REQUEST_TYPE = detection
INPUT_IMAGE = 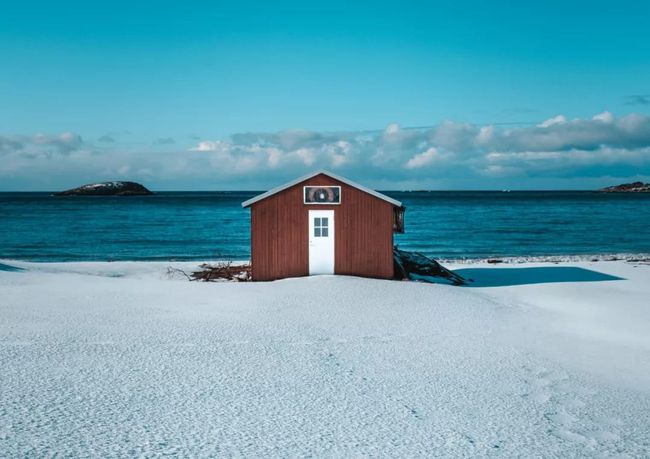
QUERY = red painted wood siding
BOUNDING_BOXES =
[249,173,395,281]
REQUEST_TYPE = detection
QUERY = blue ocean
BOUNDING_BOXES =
[1,191,649,262]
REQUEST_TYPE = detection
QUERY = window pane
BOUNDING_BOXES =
[314,217,321,226]
[321,228,328,237]
[321,217,328,227]
[314,228,321,237]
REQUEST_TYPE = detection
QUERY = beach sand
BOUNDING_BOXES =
[1,259,649,457]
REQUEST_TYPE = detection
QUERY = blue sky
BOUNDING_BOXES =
[1,0,650,190]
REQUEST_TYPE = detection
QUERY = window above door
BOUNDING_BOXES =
[304,186,341,204]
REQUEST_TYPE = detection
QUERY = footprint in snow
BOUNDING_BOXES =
[522,365,622,450]
[404,404,422,420]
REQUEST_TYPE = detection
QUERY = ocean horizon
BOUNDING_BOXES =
[2,190,649,262]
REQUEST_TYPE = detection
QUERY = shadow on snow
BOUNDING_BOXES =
[0,262,25,272]
[455,266,624,288]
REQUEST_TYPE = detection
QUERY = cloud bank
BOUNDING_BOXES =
[185,112,650,185]
[2,112,650,190]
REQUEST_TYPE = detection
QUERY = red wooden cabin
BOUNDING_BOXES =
[242,170,405,281]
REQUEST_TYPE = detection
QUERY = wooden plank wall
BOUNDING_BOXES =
[250,173,395,281]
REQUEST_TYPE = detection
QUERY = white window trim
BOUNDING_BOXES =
[303,185,342,205]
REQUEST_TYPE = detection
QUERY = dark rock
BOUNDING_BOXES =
[393,247,467,285]
[54,181,153,196]
[600,182,650,193]
[487,259,504,264]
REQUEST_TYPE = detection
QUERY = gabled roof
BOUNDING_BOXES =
[241,170,402,208]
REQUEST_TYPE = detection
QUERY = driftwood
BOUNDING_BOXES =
[393,247,467,286]
[167,261,251,282]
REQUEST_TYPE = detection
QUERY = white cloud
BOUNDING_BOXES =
[477,125,494,144]
[295,148,316,166]
[183,112,650,176]
[266,148,282,168]
[592,111,614,123]
[405,147,441,169]
[384,123,400,135]
[538,115,567,128]
[190,140,225,152]
[2,112,650,189]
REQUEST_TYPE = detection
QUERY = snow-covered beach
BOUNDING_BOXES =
[1,259,649,457]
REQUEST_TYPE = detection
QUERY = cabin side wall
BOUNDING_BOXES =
[250,174,394,281]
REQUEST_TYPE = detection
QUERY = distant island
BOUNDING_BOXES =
[54,181,153,196]
[600,182,650,193]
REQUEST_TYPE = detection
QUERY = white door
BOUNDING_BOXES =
[308,210,335,275]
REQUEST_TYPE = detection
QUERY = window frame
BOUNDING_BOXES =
[303,185,342,205]
[313,215,330,238]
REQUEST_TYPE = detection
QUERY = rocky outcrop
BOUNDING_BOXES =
[54,181,153,196]
[600,182,650,193]
[393,247,467,285]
